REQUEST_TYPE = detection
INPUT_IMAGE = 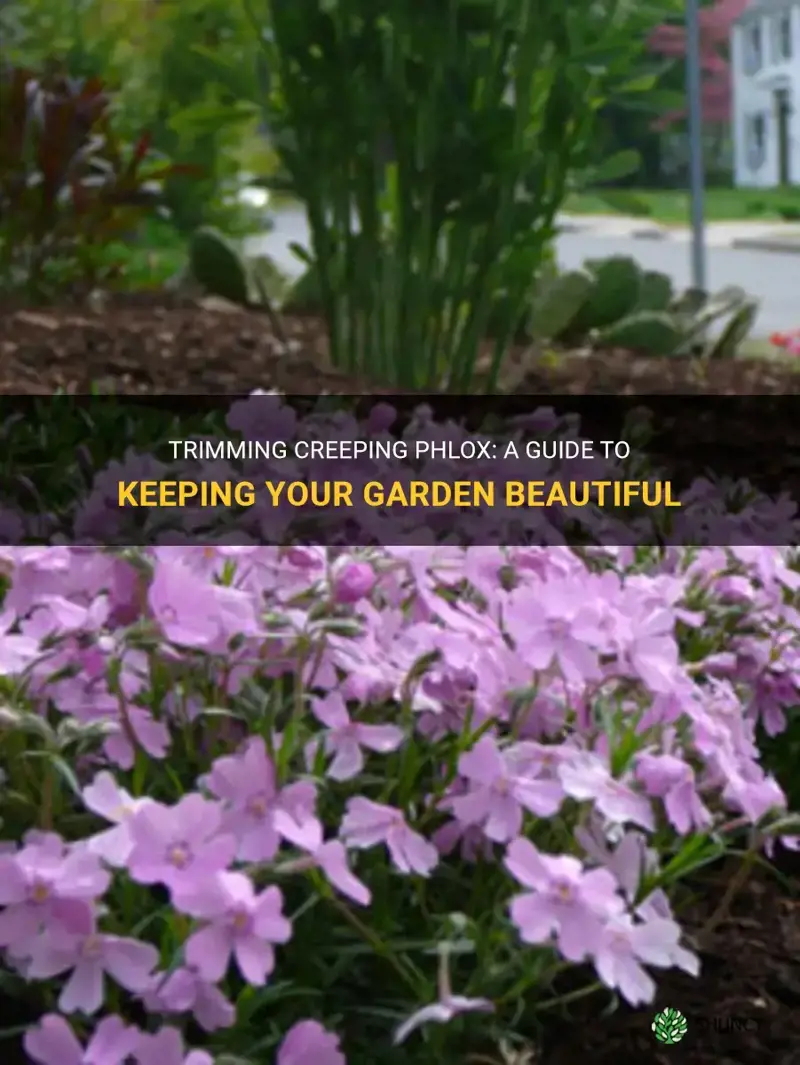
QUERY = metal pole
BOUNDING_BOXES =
[685,0,707,291]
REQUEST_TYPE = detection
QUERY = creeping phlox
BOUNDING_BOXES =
[0,409,799,1063]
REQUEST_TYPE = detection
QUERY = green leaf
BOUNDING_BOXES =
[591,149,642,185]
[618,73,658,93]
[48,754,83,800]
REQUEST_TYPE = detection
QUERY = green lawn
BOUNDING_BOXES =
[565,187,800,225]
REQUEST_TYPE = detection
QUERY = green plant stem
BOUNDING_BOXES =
[326,894,420,995]
[531,980,604,1013]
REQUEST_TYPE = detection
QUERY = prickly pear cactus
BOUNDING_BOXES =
[569,255,642,333]
[528,268,594,341]
[189,226,250,306]
[636,270,673,312]
[594,310,683,356]
[703,299,759,360]
[283,264,323,314]
[248,254,290,306]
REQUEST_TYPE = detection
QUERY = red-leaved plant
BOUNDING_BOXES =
[0,64,196,300]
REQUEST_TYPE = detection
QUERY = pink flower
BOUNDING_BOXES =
[309,692,403,781]
[592,913,699,1006]
[143,966,235,1031]
[393,994,494,1045]
[393,946,493,1044]
[24,1014,139,1065]
[127,794,236,897]
[446,735,563,842]
[340,798,438,877]
[205,737,322,860]
[204,737,282,861]
[283,839,371,906]
[558,754,655,831]
[181,872,292,985]
[148,560,221,648]
[332,560,375,604]
[505,838,624,961]
[134,1026,213,1065]
[622,600,680,694]
[26,924,158,1014]
[148,556,260,651]
[635,753,711,834]
[504,578,603,683]
[103,706,170,770]
[277,1019,345,1065]
[82,772,154,867]
[0,837,109,949]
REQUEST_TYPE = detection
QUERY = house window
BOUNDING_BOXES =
[778,12,793,59]
[746,113,767,170]
[745,22,763,72]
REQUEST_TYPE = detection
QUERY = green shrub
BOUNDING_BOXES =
[250,0,667,390]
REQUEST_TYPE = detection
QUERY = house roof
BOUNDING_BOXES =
[736,0,795,23]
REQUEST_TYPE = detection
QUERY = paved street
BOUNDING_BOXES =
[248,207,797,338]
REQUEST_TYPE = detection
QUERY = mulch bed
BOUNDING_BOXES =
[1,294,800,396]
[543,855,800,1065]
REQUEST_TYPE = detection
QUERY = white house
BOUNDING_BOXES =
[732,0,800,186]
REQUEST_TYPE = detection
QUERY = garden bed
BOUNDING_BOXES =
[544,854,800,1065]
[2,295,800,396]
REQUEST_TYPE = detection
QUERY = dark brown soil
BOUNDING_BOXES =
[2,295,800,395]
[542,856,800,1065]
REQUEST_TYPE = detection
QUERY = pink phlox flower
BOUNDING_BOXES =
[148,559,224,649]
[722,769,786,823]
[126,794,236,898]
[340,797,438,877]
[620,597,680,695]
[134,1026,213,1065]
[276,1019,345,1065]
[393,945,493,1045]
[82,772,155,866]
[142,966,235,1031]
[204,736,281,861]
[0,836,109,950]
[103,706,170,769]
[332,559,375,604]
[23,594,109,640]
[558,753,655,830]
[504,578,603,683]
[634,753,712,833]
[287,838,372,906]
[205,737,322,859]
[149,556,260,651]
[505,838,624,961]
[0,607,42,674]
[25,920,159,1015]
[432,816,495,863]
[445,735,564,843]
[24,1013,139,1065]
[181,872,292,985]
[271,780,323,852]
[308,691,403,781]
[592,912,699,1006]
[574,823,673,921]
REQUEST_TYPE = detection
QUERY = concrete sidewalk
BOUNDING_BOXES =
[557,213,800,254]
